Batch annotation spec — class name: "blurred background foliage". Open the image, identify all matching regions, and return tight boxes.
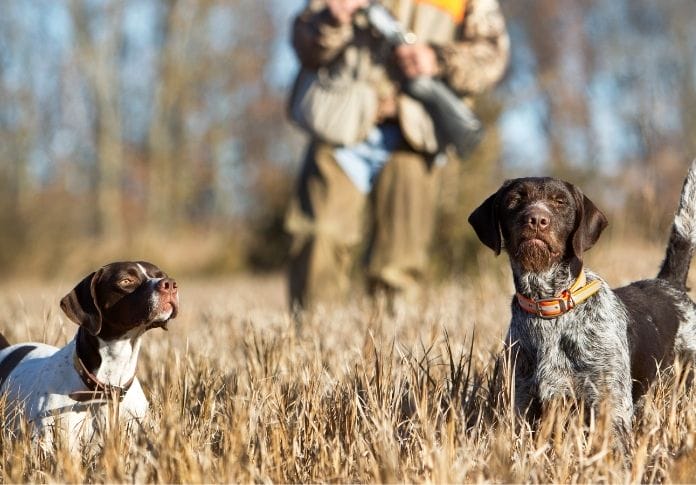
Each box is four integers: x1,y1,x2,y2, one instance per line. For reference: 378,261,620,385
1,0,695,278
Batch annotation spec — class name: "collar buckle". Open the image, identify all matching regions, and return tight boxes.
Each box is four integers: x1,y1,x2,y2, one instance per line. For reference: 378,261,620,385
532,293,574,318
517,269,600,319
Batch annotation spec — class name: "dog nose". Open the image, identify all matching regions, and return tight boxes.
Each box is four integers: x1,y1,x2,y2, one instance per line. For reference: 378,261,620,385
158,278,178,294
526,208,551,230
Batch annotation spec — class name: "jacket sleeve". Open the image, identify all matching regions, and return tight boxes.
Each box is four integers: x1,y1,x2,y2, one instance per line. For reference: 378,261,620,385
432,0,510,96
292,0,356,69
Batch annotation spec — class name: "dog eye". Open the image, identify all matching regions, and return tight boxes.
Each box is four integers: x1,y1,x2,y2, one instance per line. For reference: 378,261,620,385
505,193,522,208
553,197,567,205
119,278,135,286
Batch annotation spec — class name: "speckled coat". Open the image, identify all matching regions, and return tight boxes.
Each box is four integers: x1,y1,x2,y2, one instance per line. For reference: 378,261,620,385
497,162,696,442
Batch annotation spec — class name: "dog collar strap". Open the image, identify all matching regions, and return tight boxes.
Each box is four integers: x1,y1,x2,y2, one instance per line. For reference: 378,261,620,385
516,270,602,319
70,352,134,402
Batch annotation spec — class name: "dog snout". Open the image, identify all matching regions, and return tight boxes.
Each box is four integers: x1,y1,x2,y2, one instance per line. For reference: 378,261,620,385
157,278,178,295
524,206,552,231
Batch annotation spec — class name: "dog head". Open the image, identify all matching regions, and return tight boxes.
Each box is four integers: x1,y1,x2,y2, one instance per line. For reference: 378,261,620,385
468,177,608,273
60,261,179,339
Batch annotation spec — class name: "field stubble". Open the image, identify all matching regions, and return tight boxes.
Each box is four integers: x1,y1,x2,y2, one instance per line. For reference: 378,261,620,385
1,236,696,483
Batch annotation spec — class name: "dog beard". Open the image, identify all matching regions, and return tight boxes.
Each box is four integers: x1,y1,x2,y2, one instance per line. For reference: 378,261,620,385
515,239,557,272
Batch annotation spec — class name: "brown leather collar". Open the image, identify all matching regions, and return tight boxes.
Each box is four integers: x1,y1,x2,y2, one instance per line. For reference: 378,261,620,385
516,270,602,319
70,351,134,402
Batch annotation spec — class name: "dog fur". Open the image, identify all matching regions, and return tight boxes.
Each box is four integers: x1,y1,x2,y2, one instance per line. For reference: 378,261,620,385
0,261,178,451
469,161,696,441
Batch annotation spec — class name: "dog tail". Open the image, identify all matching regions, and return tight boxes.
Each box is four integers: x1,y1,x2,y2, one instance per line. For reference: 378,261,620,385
0,333,10,350
658,159,696,288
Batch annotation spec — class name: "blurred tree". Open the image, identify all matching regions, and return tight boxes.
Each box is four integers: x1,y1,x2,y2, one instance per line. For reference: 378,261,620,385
146,0,191,230
69,0,126,239
0,0,695,276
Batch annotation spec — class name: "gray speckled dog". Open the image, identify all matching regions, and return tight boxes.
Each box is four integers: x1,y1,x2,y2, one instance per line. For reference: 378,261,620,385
469,161,696,441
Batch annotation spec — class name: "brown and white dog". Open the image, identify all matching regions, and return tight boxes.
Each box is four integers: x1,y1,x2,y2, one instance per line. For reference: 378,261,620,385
469,162,696,444
0,261,178,450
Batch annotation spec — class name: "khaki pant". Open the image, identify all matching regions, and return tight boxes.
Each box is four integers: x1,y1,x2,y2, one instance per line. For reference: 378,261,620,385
285,142,439,309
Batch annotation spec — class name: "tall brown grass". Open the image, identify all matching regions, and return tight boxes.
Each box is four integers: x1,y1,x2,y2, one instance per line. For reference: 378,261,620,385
1,237,696,483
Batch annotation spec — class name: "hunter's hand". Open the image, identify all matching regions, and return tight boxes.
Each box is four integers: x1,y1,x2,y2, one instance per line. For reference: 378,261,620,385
395,43,439,79
327,0,370,24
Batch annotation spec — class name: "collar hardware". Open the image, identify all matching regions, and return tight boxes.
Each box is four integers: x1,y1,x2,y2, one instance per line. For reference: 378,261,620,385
516,270,601,319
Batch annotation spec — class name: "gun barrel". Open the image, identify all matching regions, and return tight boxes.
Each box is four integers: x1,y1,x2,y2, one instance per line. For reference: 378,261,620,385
406,77,483,158
365,3,411,45
365,2,483,158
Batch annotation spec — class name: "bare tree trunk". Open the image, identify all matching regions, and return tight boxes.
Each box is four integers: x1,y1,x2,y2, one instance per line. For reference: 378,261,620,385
147,0,195,230
70,0,125,240
0,8,34,216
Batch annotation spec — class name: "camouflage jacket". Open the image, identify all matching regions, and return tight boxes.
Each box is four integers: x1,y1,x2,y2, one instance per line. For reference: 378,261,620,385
292,0,510,153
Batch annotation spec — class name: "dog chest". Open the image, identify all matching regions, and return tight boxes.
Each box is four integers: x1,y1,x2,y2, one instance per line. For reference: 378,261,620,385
513,309,629,401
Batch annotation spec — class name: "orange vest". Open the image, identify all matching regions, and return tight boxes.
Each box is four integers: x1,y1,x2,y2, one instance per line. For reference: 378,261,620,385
415,0,467,23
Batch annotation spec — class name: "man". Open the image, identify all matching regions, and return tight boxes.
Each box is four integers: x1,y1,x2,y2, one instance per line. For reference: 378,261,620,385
286,0,509,311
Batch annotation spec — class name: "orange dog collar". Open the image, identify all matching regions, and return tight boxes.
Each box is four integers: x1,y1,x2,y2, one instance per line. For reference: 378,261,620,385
516,270,602,319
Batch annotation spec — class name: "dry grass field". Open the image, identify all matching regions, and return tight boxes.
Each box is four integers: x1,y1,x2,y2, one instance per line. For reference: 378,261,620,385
1,235,696,483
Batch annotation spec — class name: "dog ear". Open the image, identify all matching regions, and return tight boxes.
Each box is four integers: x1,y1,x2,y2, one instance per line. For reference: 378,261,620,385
60,269,104,336
567,183,608,265
468,182,510,255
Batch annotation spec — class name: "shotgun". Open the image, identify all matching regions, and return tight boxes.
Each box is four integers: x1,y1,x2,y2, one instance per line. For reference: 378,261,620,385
365,1,483,158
